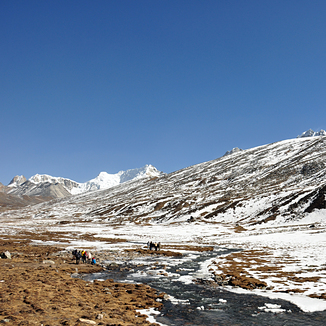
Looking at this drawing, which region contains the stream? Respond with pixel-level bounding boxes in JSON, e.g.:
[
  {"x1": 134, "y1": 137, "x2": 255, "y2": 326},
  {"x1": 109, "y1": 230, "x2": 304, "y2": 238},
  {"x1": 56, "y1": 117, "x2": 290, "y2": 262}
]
[{"x1": 80, "y1": 247, "x2": 326, "y2": 325}]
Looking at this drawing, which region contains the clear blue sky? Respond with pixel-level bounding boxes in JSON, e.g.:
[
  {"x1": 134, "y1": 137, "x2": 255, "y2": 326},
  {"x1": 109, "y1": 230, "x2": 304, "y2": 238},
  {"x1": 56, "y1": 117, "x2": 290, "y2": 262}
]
[{"x1": 1, "y1": 0, "x2": 326, "y2": 184}]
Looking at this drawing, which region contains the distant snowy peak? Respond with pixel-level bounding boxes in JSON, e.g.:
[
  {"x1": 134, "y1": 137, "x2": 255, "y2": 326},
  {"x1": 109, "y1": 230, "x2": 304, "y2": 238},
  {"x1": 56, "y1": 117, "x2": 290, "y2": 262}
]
[
  {"x1": 8, "y1": 175, "x2": 27, "y2": 187},
  {"x1": 29, "y1": 174, "x2": 80, "y2": 192},
  {"x1": 71, "y1": 164, "x2": 163, "y2": 194},
  {"x1": 29, "y1": 174, "x2": 74, "y2": 185},
  {"x1": 6, "y1": 165, "x2": 162, "y2": 198},
  {"x1": 119, "y1": 164, "x2": 162, "y2": 183},
  {"x1": 5, "y1": 165, "x2": 162, "y2": 197},
  {"x1": 223, "y1": 147, "x2": 243, "y2": 156},
  {"x1": 297, "y1": 129, "x2": 326, "y2": 138}
]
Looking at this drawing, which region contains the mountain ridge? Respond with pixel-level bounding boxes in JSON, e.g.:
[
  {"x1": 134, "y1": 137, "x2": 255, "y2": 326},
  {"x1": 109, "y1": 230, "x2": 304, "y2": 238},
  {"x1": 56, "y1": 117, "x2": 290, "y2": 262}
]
[
  {"x1": 2, "y1": 129, "x2": 326, "y2": 222},
  {"x1": 3, "y1": 165, "x2": 163, "y2": 206},
  {"x1": 3, "y1": 133, "x2": 326, "y2": 228}
]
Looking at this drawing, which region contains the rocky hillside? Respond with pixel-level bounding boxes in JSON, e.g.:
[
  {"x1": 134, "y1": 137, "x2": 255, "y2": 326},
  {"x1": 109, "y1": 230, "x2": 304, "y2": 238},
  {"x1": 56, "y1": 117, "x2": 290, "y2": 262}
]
[{"x1": 3, "y1": 134, "x2": 326, "y2": 226}]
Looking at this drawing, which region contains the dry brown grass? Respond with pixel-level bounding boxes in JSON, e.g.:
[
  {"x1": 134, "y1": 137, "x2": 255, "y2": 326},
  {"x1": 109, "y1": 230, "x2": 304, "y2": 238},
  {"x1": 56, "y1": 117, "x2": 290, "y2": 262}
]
[{"x1": 0, "y1": 239, "x2": 163, "y2": 325}]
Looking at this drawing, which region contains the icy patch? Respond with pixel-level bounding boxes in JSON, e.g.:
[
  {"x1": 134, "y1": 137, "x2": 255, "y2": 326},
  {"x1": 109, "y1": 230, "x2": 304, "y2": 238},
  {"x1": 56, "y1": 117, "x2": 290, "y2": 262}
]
[
  {"x1": 174, "y1": 275, "x2": 193, "y2": 284},
  {"x1": 258, "y1": 303, "x2": 287, "y2": 313}
]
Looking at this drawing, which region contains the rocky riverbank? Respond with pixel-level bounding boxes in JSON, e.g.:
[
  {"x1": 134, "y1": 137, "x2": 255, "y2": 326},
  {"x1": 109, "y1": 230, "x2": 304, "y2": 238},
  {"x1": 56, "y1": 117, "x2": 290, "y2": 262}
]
[{"x1": 0, "y1": 239, "x2": 164, "y2": 326}]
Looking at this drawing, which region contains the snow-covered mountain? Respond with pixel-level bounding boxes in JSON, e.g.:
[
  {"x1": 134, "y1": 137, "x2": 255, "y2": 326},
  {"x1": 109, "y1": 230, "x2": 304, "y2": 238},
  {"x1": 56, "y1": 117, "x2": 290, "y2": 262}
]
[
  {"x1": 71, "y1": 164, "x2": 162, "y2": 194},
  {"x1": 6, "y1": 164, "x2": 163, "y2": 199},
  {"x1": 297, "y1": 129, "x2": 326, "y2": 138},
  {"x1": 3, "y1": 129, "x2": 326, "y2": 227}
]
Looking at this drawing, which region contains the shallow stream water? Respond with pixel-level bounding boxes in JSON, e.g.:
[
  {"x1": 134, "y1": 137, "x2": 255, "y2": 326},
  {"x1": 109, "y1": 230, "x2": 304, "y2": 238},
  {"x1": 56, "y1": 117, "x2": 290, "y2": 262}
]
[{"x1": 81, "y1": 248, "x2": 326, "y2": 325}]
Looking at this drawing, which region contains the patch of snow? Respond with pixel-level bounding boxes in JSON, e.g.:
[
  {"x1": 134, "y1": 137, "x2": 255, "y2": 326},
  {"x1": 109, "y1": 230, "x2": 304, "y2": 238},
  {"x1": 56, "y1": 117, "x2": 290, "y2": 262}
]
[
  {"x1": 258, "y1": 303, "x2": 287, "y2": 313},
  {"x1": 136, "y1": 308, "x2": 167, "y2": 326}
]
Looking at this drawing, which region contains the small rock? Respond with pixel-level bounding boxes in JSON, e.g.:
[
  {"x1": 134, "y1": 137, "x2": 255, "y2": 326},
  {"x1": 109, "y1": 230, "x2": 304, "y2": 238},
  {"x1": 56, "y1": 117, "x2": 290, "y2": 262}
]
[
  {"x1": 1, "y1": 251, "x2": 11, "y2": 259},
  {"x1": 78, "y1": 318, "x2": 96, "y2": 325},
  {"x1": 163, "y1": 294, "x2": 170, "y2": 300},
  {"x1": 43, "y1": 260, "x2": 55, "y2": 265},
  {"x1": 96, "y1": 314, "x2": 103, "y2": 320},
  {"x1": 0, "y1": 319, "x2": 10, "y2": 323}
]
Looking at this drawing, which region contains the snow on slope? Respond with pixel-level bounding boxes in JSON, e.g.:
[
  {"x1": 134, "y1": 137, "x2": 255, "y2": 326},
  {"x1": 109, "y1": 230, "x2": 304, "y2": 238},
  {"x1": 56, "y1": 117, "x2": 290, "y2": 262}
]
[{"x1": 71, "y1": 164, "x2": 162, "y2": 194}]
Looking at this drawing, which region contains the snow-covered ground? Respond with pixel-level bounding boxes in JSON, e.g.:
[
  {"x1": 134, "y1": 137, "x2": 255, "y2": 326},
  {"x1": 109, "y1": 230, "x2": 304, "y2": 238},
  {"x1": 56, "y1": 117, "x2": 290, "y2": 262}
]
[{"x1": 210, "y1": 226, "x2": 326, "y2": 312}]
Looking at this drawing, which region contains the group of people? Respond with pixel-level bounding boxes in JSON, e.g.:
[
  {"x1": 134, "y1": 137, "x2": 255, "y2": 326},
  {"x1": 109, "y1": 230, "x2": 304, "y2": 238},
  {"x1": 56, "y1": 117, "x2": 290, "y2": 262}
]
[
  {"x1": 147, "y1": 241, "x2": 161, "y2": 251},
  {"x1": 72, "y1": 249, "x2": 96, "y2": 265}
]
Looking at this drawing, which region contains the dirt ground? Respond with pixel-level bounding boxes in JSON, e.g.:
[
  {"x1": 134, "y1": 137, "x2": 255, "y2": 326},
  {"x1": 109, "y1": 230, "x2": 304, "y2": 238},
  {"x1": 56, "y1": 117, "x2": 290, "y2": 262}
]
[{"x1": 0, "y1": 239, "x2": 164, "y2": 326}]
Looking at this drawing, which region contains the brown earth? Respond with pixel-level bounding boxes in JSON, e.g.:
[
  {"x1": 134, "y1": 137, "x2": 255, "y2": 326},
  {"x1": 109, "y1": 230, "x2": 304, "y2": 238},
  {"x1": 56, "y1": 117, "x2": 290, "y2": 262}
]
[
  {"x1": 1, "y1": 232, "x2": 128, "y2": 246},
  {"x1": 0, "y1": 239, "x2": 163, "y2": 326}
]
